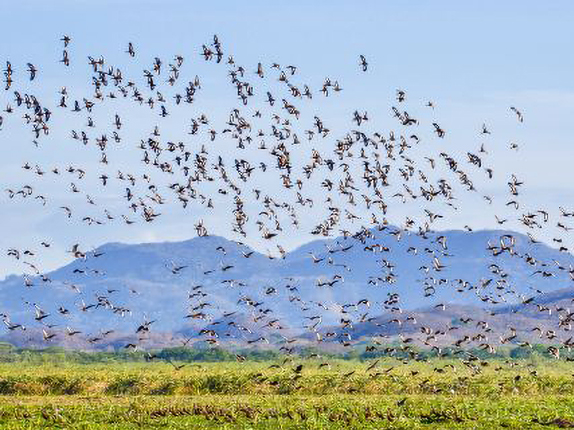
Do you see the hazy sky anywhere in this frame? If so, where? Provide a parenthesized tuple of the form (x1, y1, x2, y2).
(0, 1, 573, 278)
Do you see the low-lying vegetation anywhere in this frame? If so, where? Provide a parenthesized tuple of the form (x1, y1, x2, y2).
(1, 360, 574, 428)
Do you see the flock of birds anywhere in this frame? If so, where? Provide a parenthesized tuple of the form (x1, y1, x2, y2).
(1, 34, 574, 368)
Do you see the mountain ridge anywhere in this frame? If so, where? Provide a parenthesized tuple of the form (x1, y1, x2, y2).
(1, 226, 573, 349)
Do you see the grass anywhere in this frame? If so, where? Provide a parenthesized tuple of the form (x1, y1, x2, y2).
(1, 359, 574, 428)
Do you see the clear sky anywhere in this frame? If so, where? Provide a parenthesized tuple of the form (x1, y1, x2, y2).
(0, 1, 573, 277)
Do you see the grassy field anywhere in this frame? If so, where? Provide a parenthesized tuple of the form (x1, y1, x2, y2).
(1, 360, 574, 429)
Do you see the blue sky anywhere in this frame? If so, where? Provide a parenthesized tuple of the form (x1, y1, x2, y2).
(0, 1, 573, 277)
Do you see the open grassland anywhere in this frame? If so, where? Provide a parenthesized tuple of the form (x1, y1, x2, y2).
(2, 360, 574, 429)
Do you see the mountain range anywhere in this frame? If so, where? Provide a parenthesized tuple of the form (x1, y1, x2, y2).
(1, 226, 573, 349)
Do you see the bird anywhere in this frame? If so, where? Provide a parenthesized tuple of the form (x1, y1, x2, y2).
(26, 63, 37, 81)
(127, 42, 136, 57)
(510, 106, 524, 123)
(358, 55, 368, 72)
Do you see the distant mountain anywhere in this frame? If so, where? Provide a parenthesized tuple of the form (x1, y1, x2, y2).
(309, 301, 565, 350)
(1, 227, 573, 349)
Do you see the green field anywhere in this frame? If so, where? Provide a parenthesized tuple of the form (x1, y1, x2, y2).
(1, 360, 574, 429)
